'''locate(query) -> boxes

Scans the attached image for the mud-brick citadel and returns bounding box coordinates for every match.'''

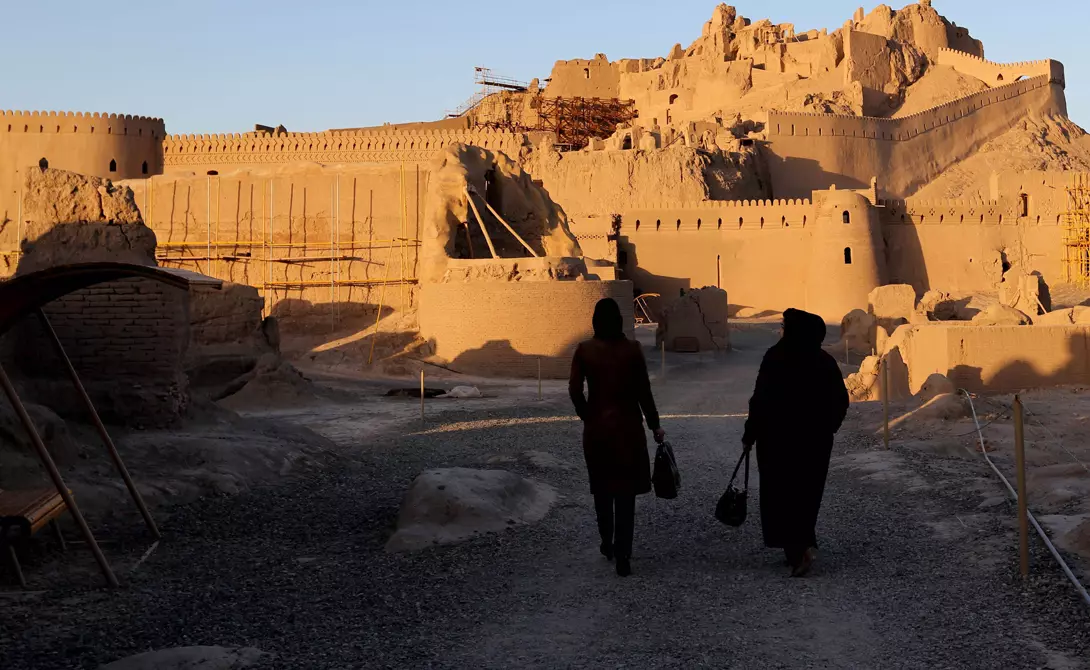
[3,0,1089,377]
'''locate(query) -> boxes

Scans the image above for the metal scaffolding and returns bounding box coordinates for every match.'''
[1062,173,1090,286]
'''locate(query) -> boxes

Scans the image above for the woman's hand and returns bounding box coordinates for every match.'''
[654,428,666,444]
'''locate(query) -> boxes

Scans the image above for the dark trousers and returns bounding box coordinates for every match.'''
[594,494,635,559]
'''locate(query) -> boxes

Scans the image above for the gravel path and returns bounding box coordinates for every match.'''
[2,325,1088,669]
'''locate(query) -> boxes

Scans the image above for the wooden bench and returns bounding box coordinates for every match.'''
[0,488,68,588]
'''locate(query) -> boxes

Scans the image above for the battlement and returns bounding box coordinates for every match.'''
[628,198,812,209]
[768,74,1053,140]
[0,110,165,137]
[936,48,1064,87]
[162,128,528,167]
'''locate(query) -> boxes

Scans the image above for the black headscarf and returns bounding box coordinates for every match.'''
[781,308,826,348]
[592,298,625,340]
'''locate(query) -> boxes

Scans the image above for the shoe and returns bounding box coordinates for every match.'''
[616,557,631,577]
[790,548,813,578]
[600,543,614,561]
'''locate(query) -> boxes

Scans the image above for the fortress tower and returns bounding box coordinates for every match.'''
[0,111,165,224]
[805,189,886,321]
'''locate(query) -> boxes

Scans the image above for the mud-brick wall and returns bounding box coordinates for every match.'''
[10,277,190,427]
[419,280,634,378]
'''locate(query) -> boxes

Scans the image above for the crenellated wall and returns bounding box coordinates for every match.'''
[618,199,816,314]
[0,110,165,226]
[880,194,1064,294]
[615,181,1074,319]
[936,49,1064,88]
[161,128,527,174]
[765,74,1066,198]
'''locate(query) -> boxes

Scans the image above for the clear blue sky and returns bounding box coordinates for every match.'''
[2,1,1087,134]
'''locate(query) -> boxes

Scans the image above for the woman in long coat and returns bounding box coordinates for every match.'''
[742,308,849,577]
[569,298,664,577]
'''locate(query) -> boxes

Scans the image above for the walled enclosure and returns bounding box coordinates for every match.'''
[0,111,165,245]
[419,280,634,378]
[883,324,1090,396]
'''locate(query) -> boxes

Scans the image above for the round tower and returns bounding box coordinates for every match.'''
[804,189,886,322]
[0,110,166,225]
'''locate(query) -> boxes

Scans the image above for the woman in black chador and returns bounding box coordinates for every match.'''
[742,308,849,577]
[569,298,665,577]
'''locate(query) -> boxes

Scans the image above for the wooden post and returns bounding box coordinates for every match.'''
[420,370,425,427]
[661,340,666,381]
[1014,395,1030,579]
[0,363,118,587]
[882,358,890,450]
[36,310,160,540]
[537,358,542,400]
[464,189,497,258]
[477,194,539,257]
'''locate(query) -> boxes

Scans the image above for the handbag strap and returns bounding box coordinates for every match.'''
[728,448,751,492]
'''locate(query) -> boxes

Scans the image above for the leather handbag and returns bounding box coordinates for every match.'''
[715,448,750,527]
[652,440,681,499]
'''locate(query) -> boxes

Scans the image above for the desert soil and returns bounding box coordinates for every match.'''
[1,324,1089,669]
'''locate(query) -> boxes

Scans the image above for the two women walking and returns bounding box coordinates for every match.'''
[569,300,847,578]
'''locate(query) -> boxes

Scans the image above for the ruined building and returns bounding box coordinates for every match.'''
[1,1,1088,374]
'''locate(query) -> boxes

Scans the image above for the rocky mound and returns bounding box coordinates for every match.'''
[386,468,556,552]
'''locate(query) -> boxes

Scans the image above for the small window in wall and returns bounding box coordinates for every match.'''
[109,159,117,172]
[621,135,632,150]
[1019,193,1029,217]
[656,219,661,230]
[635,219,641,231]
[142,161,148,175]
[38,157,48,170]
[669,94,679,105]
[207,170,219,176]
[717,218,722,229]
[842,210,851,224]
[583,68,590,79]
[844,247,853,265]
[696,218,702,229]
[676,219,681,230]
[997,74,1004,82]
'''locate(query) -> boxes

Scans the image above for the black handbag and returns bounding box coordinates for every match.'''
[715,448,750,526]
[652,440,681,499]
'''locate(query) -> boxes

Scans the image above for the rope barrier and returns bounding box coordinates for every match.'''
[959,389,1090,608]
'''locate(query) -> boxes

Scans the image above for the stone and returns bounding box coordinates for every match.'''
[99,646,269,670]
[998,272,1044,316]
[868,284,916,333]
[386,468,556,552]
[916,372,956,402]
[917,289,949,319]
[840,308,877,353]
[970,304,1032,326]
[655,287,730,352]
[1034,308,1075,325]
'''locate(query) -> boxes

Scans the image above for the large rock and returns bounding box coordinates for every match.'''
[655,286,730,352]
[840,308,877,354]
[868,284,916,333]
[971,304,1032,326]
[100,646,269,670]
[386,468,556,552]
[998,272,1045,316]
[916,289,950,320]
[916,372,955,402]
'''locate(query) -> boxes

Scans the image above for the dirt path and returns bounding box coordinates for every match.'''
[2,326,1088,668]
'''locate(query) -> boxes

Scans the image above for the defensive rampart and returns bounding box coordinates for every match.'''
[936,49,1065,88]
[161,128,526,173]
[879,195,1064,294]
[0,110,165,229]
[617,200,816,313]
[765,75,1066,198]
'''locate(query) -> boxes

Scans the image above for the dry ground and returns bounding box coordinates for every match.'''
[1,324,1089,669]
